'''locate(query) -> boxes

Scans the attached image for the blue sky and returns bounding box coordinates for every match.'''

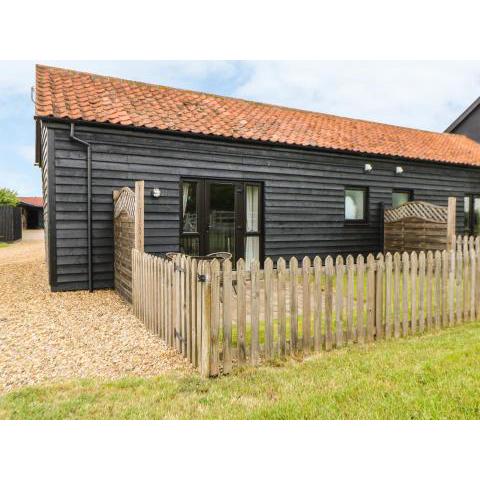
[2,61,480,196]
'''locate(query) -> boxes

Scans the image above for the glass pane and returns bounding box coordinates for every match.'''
[182,182,197,233]
[208,183,236,261]
[246,185,259,232]
[464,196,471,233]
[474,197,480,236]
[180,236,199,256]
[345,189,365,220]
[392,191,410,208]
[245,236,259,268]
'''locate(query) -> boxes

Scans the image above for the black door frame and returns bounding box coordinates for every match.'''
[179,177,264,263]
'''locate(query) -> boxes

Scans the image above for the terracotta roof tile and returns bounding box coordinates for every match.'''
[35,64,480,167]
[18,197,43,208]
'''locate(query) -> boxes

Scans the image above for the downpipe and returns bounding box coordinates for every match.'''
[69,123,93,292]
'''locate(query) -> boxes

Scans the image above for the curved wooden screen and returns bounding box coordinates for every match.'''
[384,200,454,253]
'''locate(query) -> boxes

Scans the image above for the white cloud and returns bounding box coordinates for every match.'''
[1,168,41,196]
[16,145,35,164]
[234,61,480,131]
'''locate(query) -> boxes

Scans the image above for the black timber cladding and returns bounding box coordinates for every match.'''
[41,120,480,291]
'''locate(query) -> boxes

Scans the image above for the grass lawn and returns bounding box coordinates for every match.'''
[1,322,480,420]
[0,242,8,248]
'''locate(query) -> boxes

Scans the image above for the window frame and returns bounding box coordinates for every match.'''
[179,179,202,256]
[179,177,264,263]
[344,186,369,225]
[392,189,414,208]
[464,193,480,236]
[244,183,264,264]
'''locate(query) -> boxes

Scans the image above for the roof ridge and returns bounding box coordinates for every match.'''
[36,64,456,139]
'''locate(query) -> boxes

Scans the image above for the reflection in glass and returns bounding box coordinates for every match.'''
[474,197,480,236]
[182,182,197,233]
[392,191,410,208]
[180,236,199,256]
[465,196,471,233]
[208,183,235,261]
[246,185,259,232]
[345,189,365,220]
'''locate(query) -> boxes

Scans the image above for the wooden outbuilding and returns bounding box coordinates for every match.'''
[18,197,44,230]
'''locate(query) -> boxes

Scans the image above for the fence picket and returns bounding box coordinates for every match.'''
[302,257,312,353]
[237,259,247,364]
[264,258,274,359]
[335,256,345,348]
[471,246,477,322]
[325,256,334,351]
[418,251,425,334]
[402,252,409,337]
[190,258,197,365]
[448,250,455,327]
[426,251,433,330]
[289,257,299,353]
[393,252,401,338]
[346,255,354,343]
[250,260,260,365]
[195,260,203,367]
[376,253,384,340]
[476,238,480,319]
[442,250,448,328]
[410,252,417,334]
[277,258,287,358]
[356,255,365,343]
[223,259,233,374]
[385,253,392,338]
[464,245,470,321]
[200,261,211,377]
[456,249,463,324]
[210,259,220,376]
[434,251,442,330]
[313,256,322,351]
[366,254,375,343]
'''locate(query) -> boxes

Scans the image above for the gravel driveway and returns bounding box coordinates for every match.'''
[0,230,190,394]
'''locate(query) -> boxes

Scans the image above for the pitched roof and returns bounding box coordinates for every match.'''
[445,96,480,132]
[35,64,480,167]
[18,197,43,208]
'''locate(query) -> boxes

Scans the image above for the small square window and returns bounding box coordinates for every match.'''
[345,188,367,222]
[392,190,412,208]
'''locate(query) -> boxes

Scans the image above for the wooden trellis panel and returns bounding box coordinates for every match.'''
[384,198,456,253]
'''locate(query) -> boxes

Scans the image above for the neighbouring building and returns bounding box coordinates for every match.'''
[34,65,480,291]
[18,196,44,229]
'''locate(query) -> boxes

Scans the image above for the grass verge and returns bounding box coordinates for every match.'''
[0,242,8,248]
[1,322,480,420]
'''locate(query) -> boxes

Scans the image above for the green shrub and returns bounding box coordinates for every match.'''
[0,188,18,207]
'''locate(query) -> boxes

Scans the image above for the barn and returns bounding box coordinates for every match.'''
[18,197,44,230]
[34,65,480,292]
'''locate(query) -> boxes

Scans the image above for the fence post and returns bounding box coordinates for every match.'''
[135,180,144,252]
[447,197,456,251]
[200,261,212,378]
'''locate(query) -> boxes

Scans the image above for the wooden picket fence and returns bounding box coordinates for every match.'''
[131,235,480,377]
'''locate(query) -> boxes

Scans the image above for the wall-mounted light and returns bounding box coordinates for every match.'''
[395,166,404,175]
[151,188,161,198]
[364,163,373,173]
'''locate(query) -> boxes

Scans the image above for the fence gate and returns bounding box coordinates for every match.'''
[384,197,456,253]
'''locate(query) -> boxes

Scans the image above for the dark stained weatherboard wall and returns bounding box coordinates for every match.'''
[448,103,480,144]
[40,120,480,291]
